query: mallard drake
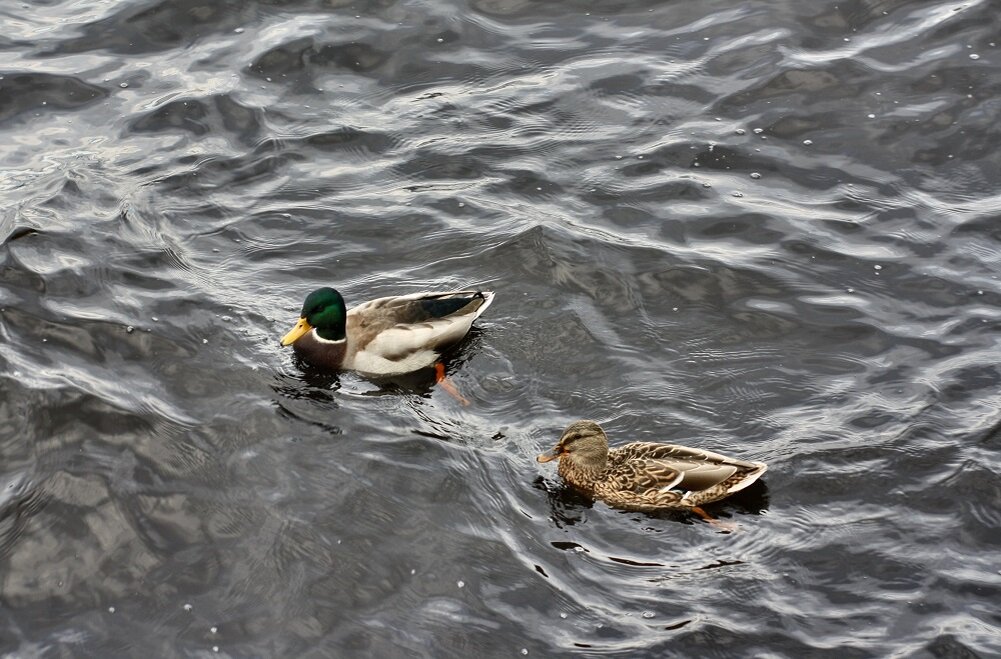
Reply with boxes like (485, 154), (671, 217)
(537, 420), (766, 513)
(280, 287), (494, 376)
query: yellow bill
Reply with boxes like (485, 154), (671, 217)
(281, 317), (313, 346)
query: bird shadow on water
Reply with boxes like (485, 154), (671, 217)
(533, 476), (595, 528)
(533, 476), (771, 530)
(271, 368), (344, 435)
(268, 363), (462, 440)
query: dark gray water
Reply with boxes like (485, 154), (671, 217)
(2, 0), (1001, 656)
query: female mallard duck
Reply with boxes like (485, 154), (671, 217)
(280, 287), (494, 376)
(537, 420), (766, 513)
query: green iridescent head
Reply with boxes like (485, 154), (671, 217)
(281, 287), (347, 344)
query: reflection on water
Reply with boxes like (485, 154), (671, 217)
(2, 0), (1001, 655)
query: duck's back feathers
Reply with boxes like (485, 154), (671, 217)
(352, 290), (492, 326)
(612, 442), (761, 492)
(346, 290), (494, 375)
(602, 458), (685, 493)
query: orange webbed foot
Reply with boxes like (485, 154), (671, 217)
(691, 506), (738, 533)
(434, 363), (470, 406)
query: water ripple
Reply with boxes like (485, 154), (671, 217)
(2, 0), (1001, 655)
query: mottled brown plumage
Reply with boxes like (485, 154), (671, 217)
(537, 420), (767, 512)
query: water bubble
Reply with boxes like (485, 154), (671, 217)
(559, 613), (568, 619)
(152, 316), (159, 322)
(977, 290), (984, 295)
(753, 128), (763, 134)
(735, 128), (746, 135)
(410, 568), (416, 575)
(969, 53), (980, 60)
(803, 139), (813, 145)
(702, 182), (712, 188)
(119, 82), (128, 88)
(847, 288), (855, 293)
(873, 264), (882, 270)
(108, 606), (116, 613)
(642, 611), (655, 619)
(210, 626), (218, 634)
(234, 27), (245, 33)
(457, 580), (465, 588)
(183, 603), (193, 611)
(202, 339), (208, 344)
(521, 650), (529, 656)
(126, 326), (135, 333)
(867, 113), (875, 119)
(732, 191), (744, 197)
(213, 647), (219, 653)
(750, 172), (761, 179)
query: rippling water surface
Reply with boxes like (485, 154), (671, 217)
(2, 0), (1001, 656)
